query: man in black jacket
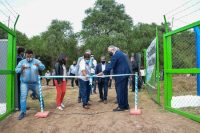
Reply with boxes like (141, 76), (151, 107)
(131, 53), (141, 92)
(95, 56), (110, 104)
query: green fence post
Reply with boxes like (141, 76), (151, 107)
(164, 34), (173, 108)
(6, 33), (14, 112)
(156, 28), (160, 104)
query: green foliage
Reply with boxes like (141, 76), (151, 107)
(81, 0), (134, 61)
(10, 0), (196, 70)
(25, 20), (78, 69)
(16, 30), (29, 46)
(0, 28), (8, 39)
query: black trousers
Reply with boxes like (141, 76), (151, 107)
(98, 78), (109, 100)
(70, 73), (75, 87)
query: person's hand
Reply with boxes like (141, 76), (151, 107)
(91, 74), (97, 78)
(85, 74), (90, 80)
(97, 72), (103, 76)
(34, 64), (39, 67)
(22, 65), (29, 71)
(22, 65), (26, 71)
(91, 68), (95, 74)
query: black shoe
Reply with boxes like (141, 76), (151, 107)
(113, 107), (125, 112)
(124, 106), (130, 110)
(78, 98), (81, 103)
(18, 112), (26, 120)
(83, 105), (90, 109)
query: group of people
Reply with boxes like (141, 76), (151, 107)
(15, 45), (142, 120)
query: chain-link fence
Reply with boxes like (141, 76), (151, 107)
(171, 74), (200, 116)
(172, 30), (196, 69)
(0, 39), (8, 116)
(164, 21), (200, 122)
(170, 28), (200, 117)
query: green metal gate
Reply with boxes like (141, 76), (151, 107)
(0, 18), (18, 120)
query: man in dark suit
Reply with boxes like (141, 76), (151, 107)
(95, 56), (110, 104)
(97, 45), (131, 111)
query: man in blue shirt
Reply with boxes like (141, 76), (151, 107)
(98, 45), (131, 111)
(15, 50), (45, 120)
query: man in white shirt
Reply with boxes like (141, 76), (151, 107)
(69, 61), (77, 88)
(45, 70), (51, 86)
(78, 53), (91, 109)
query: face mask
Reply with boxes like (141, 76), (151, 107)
(101, 61), (106, 64)
(27, 58), (33, 62)
(85, 60), (90, 64)
(73, 63), (76, 66)
(109, 52), (113, 57)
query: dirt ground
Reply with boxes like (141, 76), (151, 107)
(0, 80), (200, 133)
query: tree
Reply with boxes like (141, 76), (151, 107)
(40, 19), (77, 68)
(16, 30), (29, 47)
(81, 0), (134, 61)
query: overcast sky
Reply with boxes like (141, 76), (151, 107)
(0, 0), (199, 38)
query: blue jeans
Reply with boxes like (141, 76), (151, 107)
(79, 79), (90, 106)
(20, 82), (44, 113)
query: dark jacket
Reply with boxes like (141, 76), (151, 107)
(103, 50), (131, 82)
(131, 60), (139, 72)
(54, 62), (67, 84)
(95, 63), (110, 82)
(54, 53), (67, 84)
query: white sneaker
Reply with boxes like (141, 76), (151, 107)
(61, 103), (65, 108)
(57, 106), (63, 111)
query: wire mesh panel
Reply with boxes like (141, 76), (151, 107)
(171, 74), (200, 115)
(146, 67), (157, 99)
(146, 37), (160, 103)
(172, 30), (196, 68)
(0, 39), (8, 69)
(0, 39), (7, 116)
(0, 75), (7, 115)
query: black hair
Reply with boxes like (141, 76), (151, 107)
(25, 49), (33, 54)
(57, 53), (67, 64)
(17, 47), (25, 54)
(84, 53), (90, 59)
